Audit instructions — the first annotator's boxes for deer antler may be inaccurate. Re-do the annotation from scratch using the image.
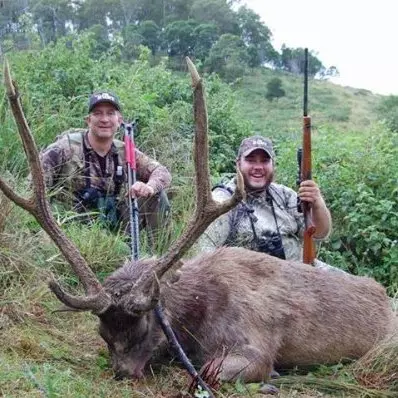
[155,58,244,272]
[0,59,111,313]
[126,57,245,309]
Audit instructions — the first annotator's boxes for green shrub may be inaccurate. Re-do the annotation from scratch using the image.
[265,77,286,101]
[315,125,398,291]
[377,95,398,132]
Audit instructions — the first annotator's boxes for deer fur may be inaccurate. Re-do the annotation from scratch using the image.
[99,247,396,381]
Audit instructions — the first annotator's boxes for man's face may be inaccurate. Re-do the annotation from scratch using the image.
[86,103,122,140]
[237,149,274,191]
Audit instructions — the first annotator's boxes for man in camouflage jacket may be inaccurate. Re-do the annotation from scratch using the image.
[40,90,171,237]
[197,136,341,271]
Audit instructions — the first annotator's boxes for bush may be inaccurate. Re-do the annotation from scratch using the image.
[377,95,398,132]
[315,125,398,291]
[265,77,286,101]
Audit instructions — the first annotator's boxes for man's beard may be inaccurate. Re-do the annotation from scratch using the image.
[244,170,274,193]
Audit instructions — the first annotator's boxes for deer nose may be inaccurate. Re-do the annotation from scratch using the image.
[113,371,125,381]
[114,367,144,380]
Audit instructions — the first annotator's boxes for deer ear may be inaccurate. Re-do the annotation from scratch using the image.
[169,269,182,284]
[162,261,183,286]
[120,278,160,315]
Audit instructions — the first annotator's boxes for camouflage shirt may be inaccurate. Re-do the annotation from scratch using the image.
[40,129,171,204]
[196,178,327,262]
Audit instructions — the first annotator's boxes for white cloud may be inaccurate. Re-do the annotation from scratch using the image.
[240,0,397,95]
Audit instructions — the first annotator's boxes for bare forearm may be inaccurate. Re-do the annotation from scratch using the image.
[298,180,332,239]
[312,196,332,239]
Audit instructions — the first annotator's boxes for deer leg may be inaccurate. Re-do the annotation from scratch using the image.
[203,344,276,383]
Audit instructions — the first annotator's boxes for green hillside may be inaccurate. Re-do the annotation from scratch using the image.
[236,68,381,135]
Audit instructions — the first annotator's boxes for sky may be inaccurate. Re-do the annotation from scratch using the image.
[240,0,397,95]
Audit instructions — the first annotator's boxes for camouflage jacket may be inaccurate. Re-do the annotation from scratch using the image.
[196,178,328,262]
[40,129,171,204]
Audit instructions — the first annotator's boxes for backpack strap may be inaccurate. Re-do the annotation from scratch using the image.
[212,183,251,246]
[112,143,124,196]
[212,183,285,257]
[81,133,92,190]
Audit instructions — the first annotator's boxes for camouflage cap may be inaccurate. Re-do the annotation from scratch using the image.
[88,90,121,113]
[237,135,275,159]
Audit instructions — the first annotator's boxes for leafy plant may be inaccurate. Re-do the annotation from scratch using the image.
[265,77,286,101]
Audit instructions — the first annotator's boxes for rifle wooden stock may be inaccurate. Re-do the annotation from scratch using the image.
[301,115,316,264]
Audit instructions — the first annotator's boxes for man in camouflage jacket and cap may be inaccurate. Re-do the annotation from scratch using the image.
[40,90,171,239]
[197,135,340,271]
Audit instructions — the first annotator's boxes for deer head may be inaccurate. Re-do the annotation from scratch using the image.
[1,57,244,378]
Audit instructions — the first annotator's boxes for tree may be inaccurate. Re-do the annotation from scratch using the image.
[236,6,279,68]
[0,0,30,52]
[121,20,160,59]
[87,23,111,57]
[205,33,249,81]
[192,23,219,60]
[280,45,324,76]
[74,0,109,31]
[137,20,160,54]
[111,0,141,28]
[30,0,73,45]
[162,19,197,57]
[125,0,194,28]
[318,65,340,79]
[190,0,239,35]
[265,77,285,101]
[162,0,194,25]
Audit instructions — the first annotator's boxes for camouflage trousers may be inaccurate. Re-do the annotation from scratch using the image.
[119,190,171,248]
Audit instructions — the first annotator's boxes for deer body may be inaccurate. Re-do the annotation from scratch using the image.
[101,247,395,381]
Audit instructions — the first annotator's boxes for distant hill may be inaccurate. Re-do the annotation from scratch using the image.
[233,68,383,136]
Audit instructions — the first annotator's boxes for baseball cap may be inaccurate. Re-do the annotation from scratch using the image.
[237,135,275,159]
[88,90,121,113]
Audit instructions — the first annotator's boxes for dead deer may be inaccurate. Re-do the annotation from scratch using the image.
[1,58,396,390]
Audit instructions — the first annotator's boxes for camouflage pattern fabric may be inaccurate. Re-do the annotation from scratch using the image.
[196,177,331,263]
[40,129,171,206]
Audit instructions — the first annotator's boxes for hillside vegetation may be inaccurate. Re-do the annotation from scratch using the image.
[236,68,381,134]
[0,33,397,397]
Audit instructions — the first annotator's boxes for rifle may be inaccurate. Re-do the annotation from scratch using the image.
[121,122,215,398]
[297,48,316,264]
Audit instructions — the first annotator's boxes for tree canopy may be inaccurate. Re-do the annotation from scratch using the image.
[0,0,335,80]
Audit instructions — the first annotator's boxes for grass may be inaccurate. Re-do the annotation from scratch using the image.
[234,68,382,137]
[352,331,398,392]
[1,194,397,398]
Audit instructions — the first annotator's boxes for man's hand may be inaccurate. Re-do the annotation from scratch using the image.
[298,180,322,206]
[298,179,332,239]
[128,181,155,198]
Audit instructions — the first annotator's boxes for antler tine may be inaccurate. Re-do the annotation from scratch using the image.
[151,57,244,278]
[1,59,111,312]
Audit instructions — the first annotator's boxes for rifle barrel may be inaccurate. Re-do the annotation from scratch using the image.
[303,48,308,117]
